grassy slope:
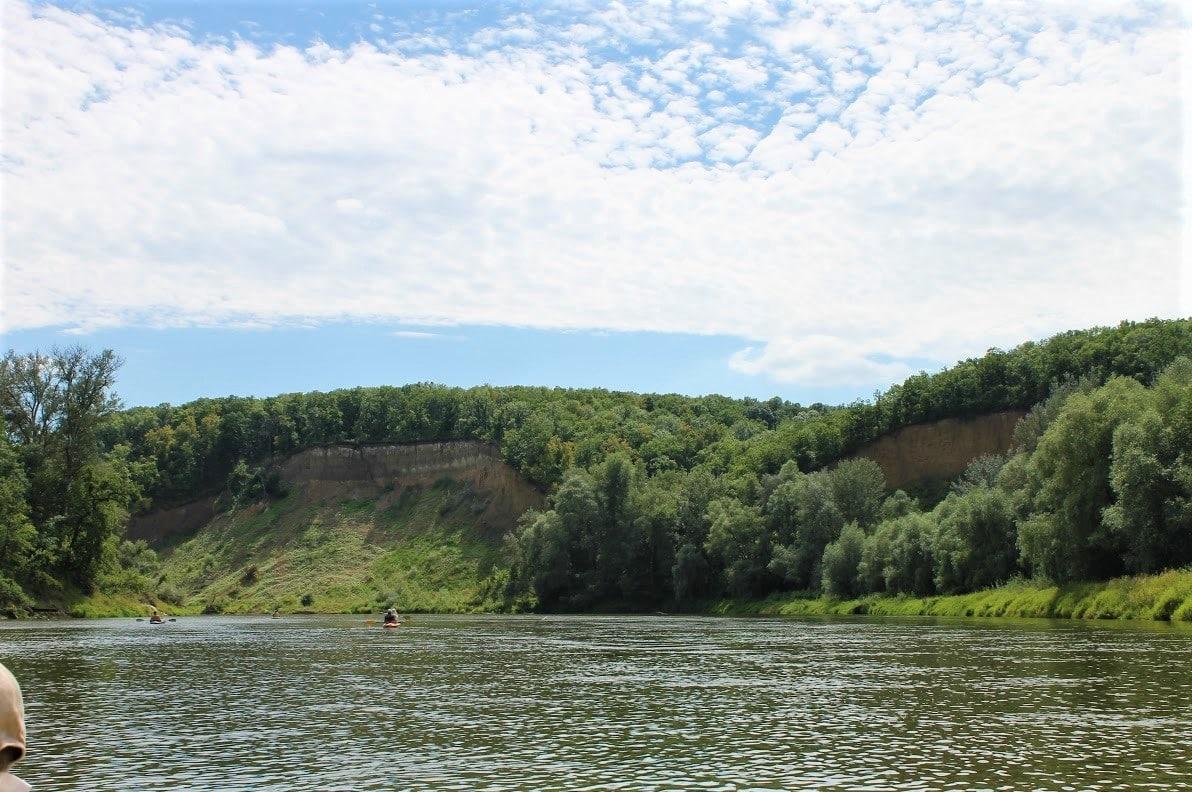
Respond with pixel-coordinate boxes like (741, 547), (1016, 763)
(152, 478), (505, 616)
(706, 568), (1192, 623)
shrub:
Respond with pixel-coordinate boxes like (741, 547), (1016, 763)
(156, 584), (184, 606)
(263, 470), (290, 498)
(202, 596), (227, 614)
(0, 575), (31, 614)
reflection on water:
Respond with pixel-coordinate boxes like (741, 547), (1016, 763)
(1, 615), (1190, 791)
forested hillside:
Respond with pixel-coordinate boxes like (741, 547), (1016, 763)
(1, 319), (1189, 615)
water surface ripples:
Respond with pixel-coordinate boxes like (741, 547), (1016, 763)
(1, 614), (1190, 790)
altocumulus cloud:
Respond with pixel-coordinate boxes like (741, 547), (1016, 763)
(0, 0), (1183, 385)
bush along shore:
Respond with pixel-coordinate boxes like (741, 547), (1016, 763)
(707, 568), (1192, 623)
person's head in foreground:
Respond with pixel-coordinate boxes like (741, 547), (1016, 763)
(0, 663), (29, 792)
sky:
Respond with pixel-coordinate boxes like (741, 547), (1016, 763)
(1, 0), (1187, 408)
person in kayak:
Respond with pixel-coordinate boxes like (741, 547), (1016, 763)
(149, 607), (164, 624)
(0, 662), (30, 792)
(383, 608), (400, 626)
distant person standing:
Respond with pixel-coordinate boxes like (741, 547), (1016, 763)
(0, 662), (29, 792)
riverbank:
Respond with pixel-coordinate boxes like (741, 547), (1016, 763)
(22, 568), (1192, 623)
(25, 586), (494, 619)
(706, 568), (1192, 622)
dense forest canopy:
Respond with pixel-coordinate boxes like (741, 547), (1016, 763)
(1, 318), (1190, 613)
(506, 350), (1192, 611)
(97, 318), (1191, 499)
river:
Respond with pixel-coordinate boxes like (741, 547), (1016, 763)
(1, 614), (1190, 790)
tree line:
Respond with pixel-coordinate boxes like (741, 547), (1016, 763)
(826, 357), (1192, 594)
(0, 319), (1189, 612)
(0, 348), (155, 609)
(506, 358), (1191, 608)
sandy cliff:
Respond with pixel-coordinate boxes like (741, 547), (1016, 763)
(130, 441), (543, 546)
(848, 411), (1026, 490)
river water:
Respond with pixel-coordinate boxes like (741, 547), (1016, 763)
(1, 614), (1189, 791)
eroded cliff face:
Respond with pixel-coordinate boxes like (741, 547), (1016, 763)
(129, 441), (543, 547)
(848, 411), (1026, 490)
(280, 441), (501, 485)
(279, 441), (544, 529)
(127, 496), (219, 547)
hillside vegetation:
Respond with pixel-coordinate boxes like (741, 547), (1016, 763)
(1, 319), (1190, 620)
(159, 478), (509, 615)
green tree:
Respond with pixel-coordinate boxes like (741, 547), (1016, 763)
(879, 489), (919, 522)
(704, 498), (771, 597)
(1101, 359), (1192, 572)
(59, 451), (143, 586)
(932, 486), (1017, 593)
(828, 458), (886, 527)
(951, 454), (1007, 495)
(564, 453), (640, 601)
(509, 510), (571, 608)
(860, 513), (935, 596)
(553, 468), (600, 600)
(765, 473), (843, 590)
(0, 427), (35, 608)
(622, 479), (678, 604)
(1, 347), (133, 589)
(821, 522), (866, 597)
(671, 543), (710, 602)
(1018, 377), (1147, 581)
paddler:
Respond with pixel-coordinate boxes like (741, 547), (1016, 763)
(382, 608), (400, 626)
(149, 607), (163, 624)
(0, 662), (30, 792)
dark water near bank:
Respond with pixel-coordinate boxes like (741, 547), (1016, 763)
(1, 615), (1190, 791)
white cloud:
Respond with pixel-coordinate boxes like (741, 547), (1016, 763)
(0, 0), (1184, 388)
(729, 336), (915, 386)
(391, 330), (456, 340)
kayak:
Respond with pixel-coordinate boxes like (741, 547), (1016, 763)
(382, 622), (401, 629)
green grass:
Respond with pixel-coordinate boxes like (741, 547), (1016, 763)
(153, 479), (504, 615)
(18, 579), (177, 619)
(707, 568), (1192, 623)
